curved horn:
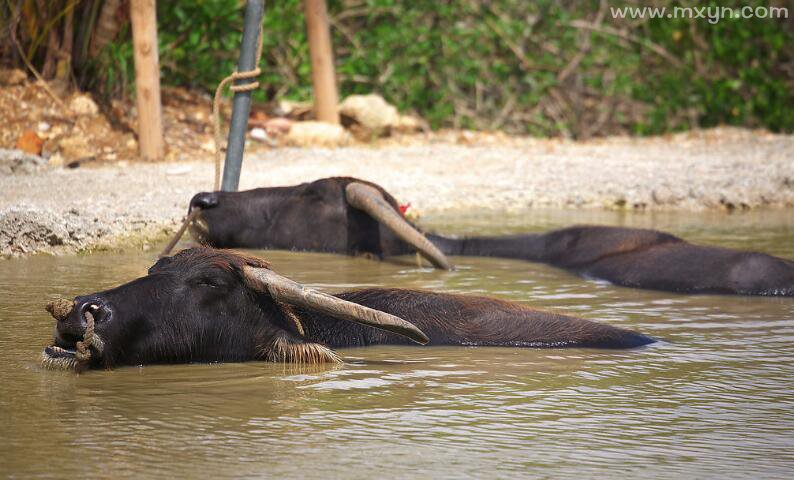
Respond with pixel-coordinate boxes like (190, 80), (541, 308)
(243, 266), (429, 345)
(345, 182), (452, 270)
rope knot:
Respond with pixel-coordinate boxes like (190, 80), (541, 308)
(229, 68), (262, 92)
(212, 27), (264, 191)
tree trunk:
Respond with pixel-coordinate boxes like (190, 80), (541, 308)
(304, 0), (340, 123)
(90, 0), (125, 58)
(55, 3), (74, 84)
(38, 0), (60, 78)
(129, 0), (164, 160)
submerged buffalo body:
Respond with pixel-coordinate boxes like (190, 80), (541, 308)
(187, 177), (794, 296)
(41, 248), (653, 371)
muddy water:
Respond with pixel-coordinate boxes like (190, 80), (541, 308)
(1, 209), (793, 479)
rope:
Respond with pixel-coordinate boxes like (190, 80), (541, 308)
(75, 311), (94, 362)
(159, 208), (202, 257)
(162, 26), (264, 256)
(212, 26), (264, 190)
(277, 302), (306, 337)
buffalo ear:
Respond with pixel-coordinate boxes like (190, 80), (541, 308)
(344, 182), (452, 270)
(236, 251), (271, 269)
(148, 255), (174, 274)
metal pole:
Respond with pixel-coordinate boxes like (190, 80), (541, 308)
(221, 0), (265, 192)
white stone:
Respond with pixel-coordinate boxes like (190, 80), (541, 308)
(69, 94), (99, 116)
(250, 128), (269, 142)
(285, 121), (350, 148)
(166, 165), (193, 176)
(339, 94), (400, 135)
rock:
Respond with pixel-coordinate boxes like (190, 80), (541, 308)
(48, 153), (64, 167)
(276, 100), (313, 120)
(339, 94), (400, 137)
(200, 139), (214, 152)
(0, 68), (27, 85)
(249, 109), (270, 129)
(58, 135), (97, 160)
(250, 128), (269, 142)
(394, 114), (428, 133)
(0, 149), (48, 175)
(284, 121), (350, 148)
(456, 130), (476, 145)
(191, 111), (207, 123)
(69, 94), (99, 116)
(0, 207), (86, 256)
(166, 165), (193, 176)
(250, 127), (277, 147)
(37, 121), (51, 133)
(264, 117), (293, 136)
(15, 130), (44, 155)
(77, 115), (112, 138)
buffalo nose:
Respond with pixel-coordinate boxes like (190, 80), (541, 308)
(55, 296), (110, 339)
(190, 192), (219, 211)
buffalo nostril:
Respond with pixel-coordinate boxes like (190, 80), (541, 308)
(76, 299), (109, 323)
(190, 192), (219, 211)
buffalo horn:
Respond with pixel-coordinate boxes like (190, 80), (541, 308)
(242, 266), (429, 345)
(345, 182), (452, 270)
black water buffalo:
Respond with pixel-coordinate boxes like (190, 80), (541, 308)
(183, 177), (794, 297)
(41, 248), (654, 371)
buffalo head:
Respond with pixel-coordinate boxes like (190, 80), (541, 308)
(181, 177), (451, 269)
(41, 247), (427, 371)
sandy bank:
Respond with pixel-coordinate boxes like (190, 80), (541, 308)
(1, 127), (792, 256)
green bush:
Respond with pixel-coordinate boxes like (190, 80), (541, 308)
(103, 0), (794, 136)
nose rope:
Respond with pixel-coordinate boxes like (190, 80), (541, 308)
(160, 208), (202, 257)
(45, 298), (95, 367)
(75, 311), (95, 363)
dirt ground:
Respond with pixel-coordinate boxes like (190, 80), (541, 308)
(1, 78), (793, 257)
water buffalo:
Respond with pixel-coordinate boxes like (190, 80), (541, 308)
(41, 247), (654, 371)
(183, 177), (794, 296)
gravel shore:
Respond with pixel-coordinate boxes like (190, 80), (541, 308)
(2, 127), (792, 256)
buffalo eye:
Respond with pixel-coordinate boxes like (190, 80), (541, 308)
(192, 277), (225, 289)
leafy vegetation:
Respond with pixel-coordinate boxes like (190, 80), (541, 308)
(2, 0), (792, 137)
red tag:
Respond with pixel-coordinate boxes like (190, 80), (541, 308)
(399, 203), (411, 216)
